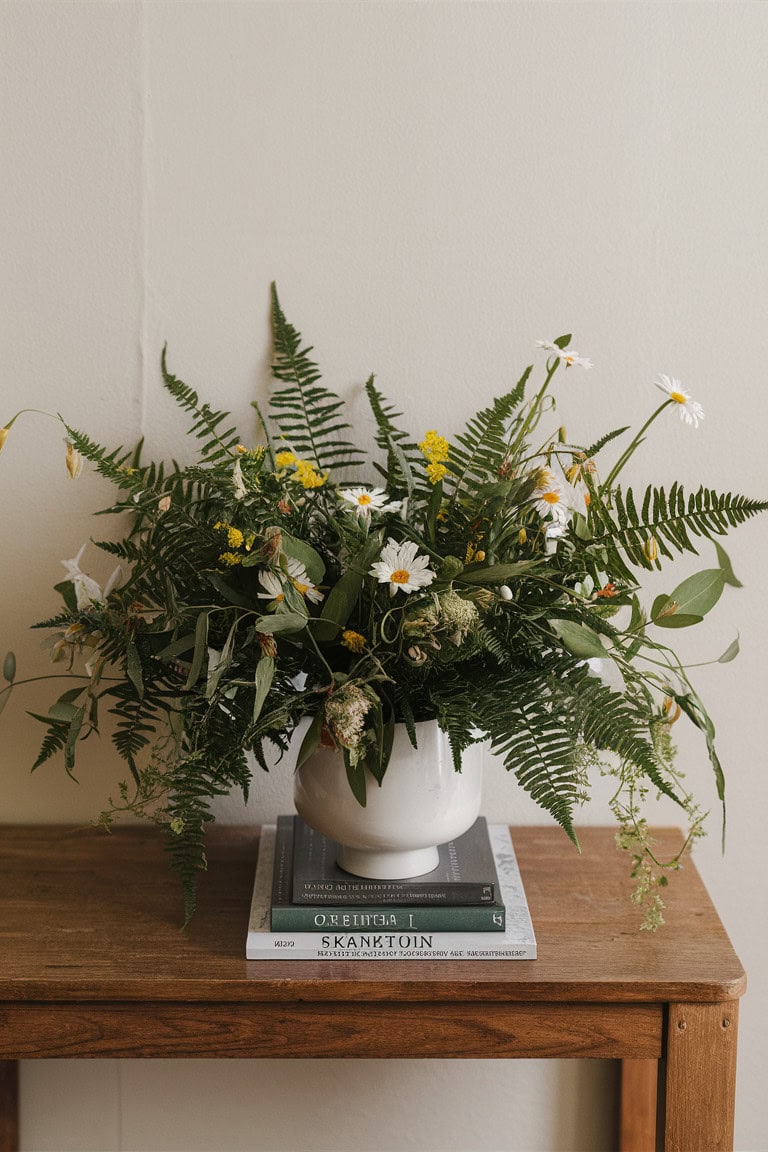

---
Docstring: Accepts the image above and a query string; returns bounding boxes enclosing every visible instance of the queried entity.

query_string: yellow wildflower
[465,542,476,564]
[518,528,527,545]
[0,426,10,452]
[425,461,447,485]
[419,430,450,463]
[275,450,296,469]
[341,630,366,654]
[237,444,247,453]
[474,550,486,563]
[218,552,243,567]
[226,527,244,549]
[294,459,327,489]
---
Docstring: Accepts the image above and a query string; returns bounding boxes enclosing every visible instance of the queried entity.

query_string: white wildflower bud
[499,585,513,601]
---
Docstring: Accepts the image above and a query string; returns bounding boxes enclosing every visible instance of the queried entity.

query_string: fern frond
[269,284,364,476]
[582,425,630,459]
[160,346,242,463]
[364,376,422,496]
[593,484,768,570]
[479,673,582,843]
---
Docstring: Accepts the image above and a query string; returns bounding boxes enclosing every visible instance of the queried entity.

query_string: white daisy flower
[654,375,704,428]
[257,570,285,603]
[369,538,436,597]
[340,487,402,520]
[536,341,592,369]
[531,479,574,526]
[257,558,324,605]
[286,557,324,604]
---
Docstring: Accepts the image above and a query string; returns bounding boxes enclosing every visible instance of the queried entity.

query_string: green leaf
[126,642,144,699]
[253,611,307,635]
[252,657,275,723]
[280,531,325,585]
[184,611,210,690]
[548,619,606,659]
[553,334,572,350]
[296,712,323,770]
[653,613,705,629]
[344,749,367,807]
[718,636,740,664]
[664,569,725,619]
[714,540,743,588]
[459,560,541,585]
[54,580,78,614]
[64,706,86,773]
[3,652,15,683]
[204,572,253,609]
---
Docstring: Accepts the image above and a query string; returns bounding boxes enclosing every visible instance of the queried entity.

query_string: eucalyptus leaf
[184,610,210,690]
[714,540,743,588]
[718,636,740,664]
[661,569,725,620]
[3,652,16,682]
[653,613,705,629]
[53,580,78,614]
[280,531,326,585]
[296,712,323,771]
[253,611,307,635]
[344,750,367,807]
[460,560,541,585]
[548,619,606,659]
[252,656,275,723]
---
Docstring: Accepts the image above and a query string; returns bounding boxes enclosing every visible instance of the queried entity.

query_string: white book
[246,823,536,960]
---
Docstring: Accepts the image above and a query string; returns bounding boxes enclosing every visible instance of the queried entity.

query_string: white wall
[2,2,767,1149]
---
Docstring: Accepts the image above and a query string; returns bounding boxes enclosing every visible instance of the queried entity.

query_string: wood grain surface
[0,824,745,1006]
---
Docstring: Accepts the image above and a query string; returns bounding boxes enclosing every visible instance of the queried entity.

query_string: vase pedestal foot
[337,843,439,880]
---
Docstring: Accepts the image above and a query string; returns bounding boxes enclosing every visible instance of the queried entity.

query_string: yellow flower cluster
[418,429,450,486]
[214,521,244,549]
[341,629,366,653]
[274,449,327,489]
[218,551,242,567]
[294,459,327,489]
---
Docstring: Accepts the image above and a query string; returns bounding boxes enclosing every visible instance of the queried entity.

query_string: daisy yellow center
[390,568,411,585]
[357,493,372,506]
[563,355,574,365]
[670,391,687,404]
[293,581,309,596]
[274,592,284,602]
[542,491,561,505]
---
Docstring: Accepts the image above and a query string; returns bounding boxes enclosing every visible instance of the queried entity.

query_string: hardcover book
[247,823,537,960]
[291,815,499,905]
[271,816,506,932]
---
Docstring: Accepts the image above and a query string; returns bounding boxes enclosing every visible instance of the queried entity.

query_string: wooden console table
[0,825,744,1152]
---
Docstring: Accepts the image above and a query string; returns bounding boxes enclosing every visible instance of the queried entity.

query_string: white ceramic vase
[293,719,484,879]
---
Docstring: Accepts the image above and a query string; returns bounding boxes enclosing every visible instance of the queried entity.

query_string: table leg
[0,1061,19,1152]
[619,1058,658,1152]
[660,1002,738,1152]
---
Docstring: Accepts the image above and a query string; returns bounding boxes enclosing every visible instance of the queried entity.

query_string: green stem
[600,400,674,495]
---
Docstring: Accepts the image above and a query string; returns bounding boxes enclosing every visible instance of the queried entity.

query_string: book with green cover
[246,824,536,960]
[291,815,499,905]
[271,816,505,932]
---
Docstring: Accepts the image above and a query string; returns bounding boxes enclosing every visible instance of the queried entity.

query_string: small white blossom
[232,457,247,500]
[61,544,121,611]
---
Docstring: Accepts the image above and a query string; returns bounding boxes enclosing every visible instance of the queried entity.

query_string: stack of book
[246,816,536,960]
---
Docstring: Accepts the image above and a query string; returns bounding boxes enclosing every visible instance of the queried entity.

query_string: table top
[0,824,745,1006]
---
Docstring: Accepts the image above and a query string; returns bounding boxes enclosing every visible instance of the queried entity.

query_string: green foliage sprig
[2,292,765,926]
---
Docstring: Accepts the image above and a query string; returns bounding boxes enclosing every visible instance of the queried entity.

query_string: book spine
[292,883,495,906]
[271,904,505,932]
[247,930,535,961]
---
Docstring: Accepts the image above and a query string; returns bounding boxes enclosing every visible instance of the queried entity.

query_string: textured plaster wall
[2,3,767,1150]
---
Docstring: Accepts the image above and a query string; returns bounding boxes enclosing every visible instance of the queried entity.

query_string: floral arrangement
[2,285,765,925]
